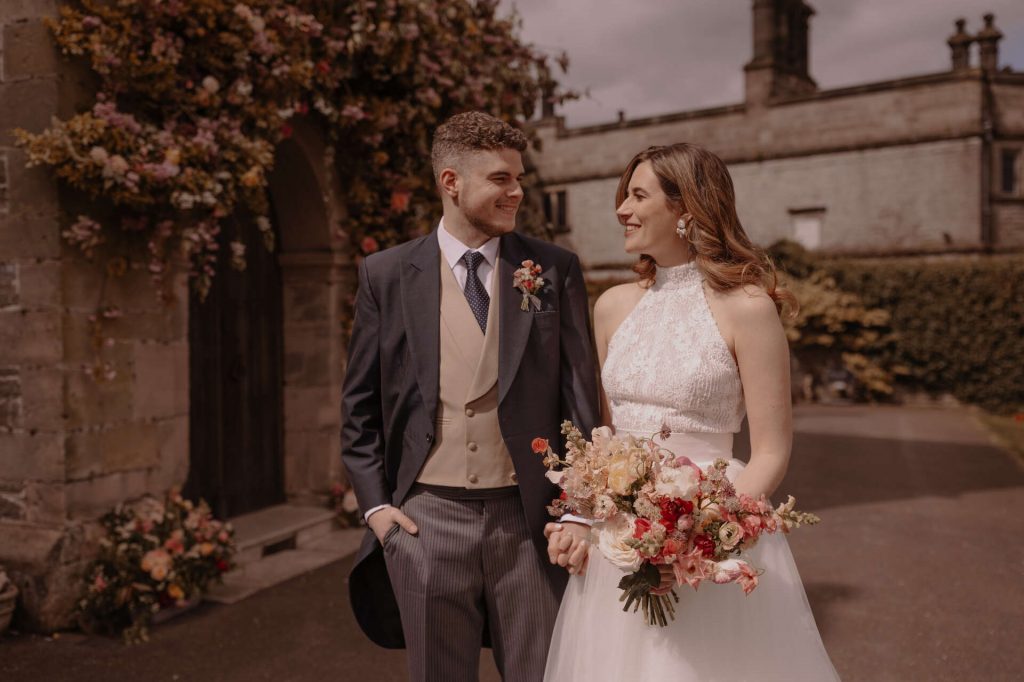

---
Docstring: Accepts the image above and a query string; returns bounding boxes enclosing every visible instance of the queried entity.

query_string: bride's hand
[650,564,675,595]
[544,522,591,576]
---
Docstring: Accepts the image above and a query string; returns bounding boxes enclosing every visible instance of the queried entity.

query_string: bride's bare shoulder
[594,281,647,322]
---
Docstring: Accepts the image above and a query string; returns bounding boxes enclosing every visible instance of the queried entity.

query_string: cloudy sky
[502,0,1024,127]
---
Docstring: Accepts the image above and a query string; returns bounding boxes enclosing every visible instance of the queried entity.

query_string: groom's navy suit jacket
[341,229,601,649]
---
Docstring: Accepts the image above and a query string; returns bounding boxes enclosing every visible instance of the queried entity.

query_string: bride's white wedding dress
[544,262,839,681]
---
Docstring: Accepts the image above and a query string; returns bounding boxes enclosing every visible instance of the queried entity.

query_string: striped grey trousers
[382,487,561,682]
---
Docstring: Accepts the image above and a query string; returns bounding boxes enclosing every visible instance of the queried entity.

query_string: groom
[341,111,600,681]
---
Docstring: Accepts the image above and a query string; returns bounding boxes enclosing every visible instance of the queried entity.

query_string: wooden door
[185,219,284,518]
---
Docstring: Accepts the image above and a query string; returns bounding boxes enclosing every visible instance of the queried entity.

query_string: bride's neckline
[653,260,701,289]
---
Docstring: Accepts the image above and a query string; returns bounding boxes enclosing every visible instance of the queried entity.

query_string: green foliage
[824,253,1024,414]
[16,0,571,300]
[782,269,902,400]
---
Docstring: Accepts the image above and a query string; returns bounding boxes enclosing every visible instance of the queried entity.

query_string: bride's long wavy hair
[616,143,796,316]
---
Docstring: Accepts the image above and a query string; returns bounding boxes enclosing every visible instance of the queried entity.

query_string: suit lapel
[401,232,441,418]
[498,232,534,405]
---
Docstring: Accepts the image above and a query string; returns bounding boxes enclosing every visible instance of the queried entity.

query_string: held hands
[544,522,591,576]
[367,506,418,544]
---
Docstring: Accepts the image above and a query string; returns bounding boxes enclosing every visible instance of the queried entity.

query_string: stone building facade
[532,1,1024,275]
[0,1,355,629]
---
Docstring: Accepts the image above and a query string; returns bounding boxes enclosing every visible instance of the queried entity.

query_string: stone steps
[205,504,364,605]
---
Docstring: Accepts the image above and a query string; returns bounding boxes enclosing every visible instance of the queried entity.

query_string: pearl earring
[675,217,688,240]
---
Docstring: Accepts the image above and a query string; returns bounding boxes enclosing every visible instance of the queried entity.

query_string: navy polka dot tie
[461,250,489,333]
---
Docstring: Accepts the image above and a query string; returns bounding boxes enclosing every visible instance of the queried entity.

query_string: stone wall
[529,71,1024,267]
[533,75,984,184]
[541,138,983,269]
[0,1,190,630]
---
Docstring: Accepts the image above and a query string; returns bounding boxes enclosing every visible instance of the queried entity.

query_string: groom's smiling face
[451,148,525,239]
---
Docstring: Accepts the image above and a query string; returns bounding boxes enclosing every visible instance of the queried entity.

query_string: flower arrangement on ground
[329,480,364,529]
[78,490,235,643]
[536,422,820,626]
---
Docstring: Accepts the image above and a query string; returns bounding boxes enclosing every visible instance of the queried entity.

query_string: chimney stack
[947,18,973,72]
[976,13,1002,73]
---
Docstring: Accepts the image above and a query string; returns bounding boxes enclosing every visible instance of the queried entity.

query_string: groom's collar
[437,219,499,270]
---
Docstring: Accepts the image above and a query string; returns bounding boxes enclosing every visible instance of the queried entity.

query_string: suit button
[510,473,518,483]
[467,442,478,452]
[468,474,479,484]
[465,408,475,417]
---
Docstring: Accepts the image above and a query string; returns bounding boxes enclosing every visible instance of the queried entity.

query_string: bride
[543,143,839,681]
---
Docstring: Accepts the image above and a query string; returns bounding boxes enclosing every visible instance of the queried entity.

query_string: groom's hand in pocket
[367,506,419,544]
[544,522,590,576]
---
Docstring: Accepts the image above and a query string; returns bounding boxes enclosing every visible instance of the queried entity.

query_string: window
[789,207,825,250]
[543,189,569,234]
[1000,148,1020,195]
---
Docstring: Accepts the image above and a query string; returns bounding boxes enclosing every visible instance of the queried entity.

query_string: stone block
[16,257,59,309]
[24,481,65,525]
[283,385,339,431]
[131,341,188,420]
[147,415,188,493]
[284,429,337,495]
[66,421,159,480]
[0,151,8,215]
[65,352,134,429]
[283,348,332,386]
[65,468,149,519]
[0,78,59,145]
[18,365,63,431]
[0,1,58,23]
[61,259,165,313]
[0,212,61,260]
[0,365,22,428]
[0,519,62,566]
[0,480,26,520]
[283,281,333,324]
[0,431,64,481]
[3,19,59,80]
[0,308,60,364]
[0,262,18,308]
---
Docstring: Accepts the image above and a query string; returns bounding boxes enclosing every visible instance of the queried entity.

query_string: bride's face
[616,161,683,259]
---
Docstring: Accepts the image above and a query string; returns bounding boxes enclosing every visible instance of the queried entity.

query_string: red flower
[657,498,693,528]
[216,558,230,573]
[531,437,549,454]
[360,236,379,254]
[694,533,715,558]
[390,189,412,213]
[280,122,294,139]
[633,517,652,539]
[316,60,331,75]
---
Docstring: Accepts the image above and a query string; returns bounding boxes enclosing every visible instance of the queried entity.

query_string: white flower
[717,521,744,550]
[201,76,221,94]
[89,146,109,164]
[710,558,745,584]
[653,464,699,500]
[595,514,642,572]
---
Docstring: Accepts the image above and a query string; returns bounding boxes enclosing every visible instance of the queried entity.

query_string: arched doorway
[185,212,286,518]
[184,118,352,519]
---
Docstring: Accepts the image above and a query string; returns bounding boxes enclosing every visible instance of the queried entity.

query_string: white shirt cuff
[364,504,392,521]
[559,513,593,526]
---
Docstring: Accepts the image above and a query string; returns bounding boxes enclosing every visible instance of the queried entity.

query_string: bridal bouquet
[535,422,820,626]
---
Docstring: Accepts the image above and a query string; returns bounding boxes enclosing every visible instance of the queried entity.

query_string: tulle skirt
[543,432,840,681]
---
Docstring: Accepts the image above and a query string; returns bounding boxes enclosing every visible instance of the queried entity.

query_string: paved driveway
[2,405,1022,681]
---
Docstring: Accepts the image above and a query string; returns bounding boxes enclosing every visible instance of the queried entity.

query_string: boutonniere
[512,260,546,312]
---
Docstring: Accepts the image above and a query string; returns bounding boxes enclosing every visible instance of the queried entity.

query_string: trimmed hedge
[587,247,1024,414]
[823,253,1024,414]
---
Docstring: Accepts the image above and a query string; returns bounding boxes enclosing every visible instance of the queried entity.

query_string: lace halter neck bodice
[601,262,745,435]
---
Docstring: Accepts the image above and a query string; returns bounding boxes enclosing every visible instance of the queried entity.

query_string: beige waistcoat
[416,254,517,488]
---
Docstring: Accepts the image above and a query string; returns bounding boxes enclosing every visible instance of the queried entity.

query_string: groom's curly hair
[431,111,528,182]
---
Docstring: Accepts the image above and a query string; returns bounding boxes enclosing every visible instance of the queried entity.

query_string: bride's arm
[593,289,616,429]
[719,285,793,499]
